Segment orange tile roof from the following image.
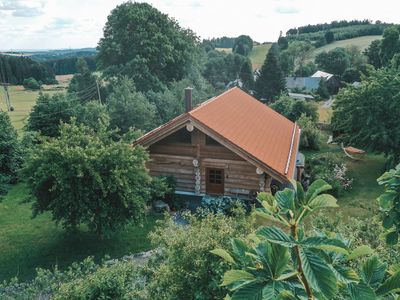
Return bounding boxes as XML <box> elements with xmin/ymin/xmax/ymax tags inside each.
<box><xmin>135</xmin><ymin>87</ymin><xmax>300</xmax><ymax>181</ymax></box>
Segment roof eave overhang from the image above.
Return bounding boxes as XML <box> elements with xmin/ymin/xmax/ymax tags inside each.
<box><xmin>134</xmin><ymin>114</ymin><xmax>297</xmax><ymax>184</ymax></box>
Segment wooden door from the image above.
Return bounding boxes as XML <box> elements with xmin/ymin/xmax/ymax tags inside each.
<box><xmin>206</xmin><ymin>168</ymin><xmax>224</xmax><ymax>195</ymax></box>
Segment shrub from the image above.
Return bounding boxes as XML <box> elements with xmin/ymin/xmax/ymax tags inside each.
<box><xmin>198</xmin><ymin>195</ymin><xmax>248</xmax><ymax>216</ymax></box>
<box><xmin>23</xmin><ymin>77</ymin><xmax>41</xmax><ymax>90</ymax></box>
<box><xmin>297</xmin><ymin>114</ymin><xmax>321</xmax><ymax>150</ymax></box>
<box><xmin>306</xmin><ymin>153</ymin><xmax>352</xmax><ymax>196</ymax></box>
<box><xmin>145</xmin><ymin>210</ymin><xmax>253</xmax><ymax>300</ymax></box>
<box><xmin>0</xmin><ymin>257</ymin><xmax>145</xmax><ymax>300</ymax></box>
<box><xmin>312</xmin><ymin>213</ymin><xmax>400</xmax><ymax>267</ymax></box>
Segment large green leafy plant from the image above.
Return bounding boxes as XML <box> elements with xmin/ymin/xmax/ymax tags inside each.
<box><xmin>212</xmin><ymin>180</ymin><xmax>400</xmax><ymax>299</ymax></box>
<box><xmin>377</xmin><ymin>163</ymin><xmax>400</xmax><ymax>245</ymax></box>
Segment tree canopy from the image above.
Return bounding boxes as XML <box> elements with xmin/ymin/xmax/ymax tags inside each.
<box><xmin>97</xmin><ymin>2</ymin><xmax>198</xmax><ymax>92</ymax></box>
<box><xmin>332</xmin><ymin>68</ymin><xmax>400</xmax><ymax>164</ymax></box>
<box><xmin>232</xmin><ymin>35</ymin><xmax>253</xmax><ymax>56</ymax></box>
<box><xmin>106</xmin><ymin>77</ymin><xmax>156</xmax><ymax>133</ymax></box>
<box><xmin>23</xmin><ymin>121</ymin><xmax>151</xmax><ymax>237</ymax></box>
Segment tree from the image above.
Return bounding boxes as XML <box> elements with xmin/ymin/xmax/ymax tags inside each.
<box><xmin>97</xmin><ymin>2</ymin><xmax>198</xmax><ymax>92</ymax></box>
<box><xmin>76</xmin><ymin>101</ymin><xmax>110</xmax><ymax>130</ymax></box>
<box><xmin>297</xmin><ymin>114</ymin><xmax>321</xmax><ymax>150</ymax></box>
<box><xmin>23</xmin><ymin>77</ymin><xmax>41</xmax><ymax>90</ymax></box>
<box><xmin>106</xmin><ymin>77</ymin><xmax>156</xmax><ymax>133</ymax></box>
<box><xmin>213</xmin><ymin>179</ymin><xmax>376</xmax><ymax>299</ymax></box>
<box><xmin>23</xmin><ymin>121</ymin><xmax>151</xmax><ymax>238</ymax></box>
<box><xmin>270</xmin><ymin>95</ymin><xmax>318</xmax><ymax>122</ymax></box>
<box><xmin>277</xmin><ymin>33</ymin><xmax>288</xmax><ymax>50</ymax></box>
<box><xmin>324</xmin><ymin>31</ymin><xmax>334</xmax><ymax>43</ymax></box>
<box><xmin>364</xmin><ymin>39</ymin><xmax>382</xmax><ymax>68</ymax></box>
<box><xmin>68</xmin><ymin>58</ymin><xmax>100</xmax><ymax>103</ymax></box>
<box><xmin>232</xmin><ymin>35</ymin><xmax>253</xmax><ymax>56</ymax></box>
<box><xmin>239</xmin><ymin>59</ymin><xmax>254</xmax><ymax>91</ymax></box>
<box><xmin>380</xmin><ymin>26</ymin><xmax>400</xmax><ymax>65</ymax></box>
<box><xmin>0</xmin><ymin>111</ymin><xmax>21</xmax><ymax>192</ymax></box>
<box><xmin>27</xmin><ymin>93</ymin><xmax>77</xmax><ymax>137</ymax></box>
<box><xmin>315</xmin><ymin>47</ymin><xmax>350</xmax><ymax>76</ymax></box>
<box><xmin>286</xmin><ymin>41</ymin><xmax>314</xmax><ymax>76</ymax></box>
<box><xmin>332</xmin><ymin>68</ymin><xmax>400</xmax><ymax>164</ymax></box>
<box><xmin>377</xmin><ymin>164</ymin><xmax>400</xmax><ymax>244</ymax></box>
<box><xmin>316</xmin><ymin>78</ymin><xmax>330</xmax><ymax>99</ymax></box>
<box><xmin>254</xmin><ymin>45</ymin><xmax>286</xmax><ymax>101</ymax></box>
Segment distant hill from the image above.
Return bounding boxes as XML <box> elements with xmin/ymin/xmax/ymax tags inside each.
<box><xmin>311</xmin><ymin>35</ymin><xmax>382</xmax><ymax>58</ymax></box>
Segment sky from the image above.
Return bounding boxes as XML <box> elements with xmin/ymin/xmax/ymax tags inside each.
<box><xmin>0</xmin><ymin>0</ymin><xmax>399</xmax><ymax>50</ymax></box>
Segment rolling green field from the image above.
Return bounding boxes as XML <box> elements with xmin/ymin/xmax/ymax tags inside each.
<box><xmin>311</xmin><ymin>35</ymin><xmax>382</xmax><ymax>58</ymax></box>
<box><xmin>0</xmin><ymin>75</ymin><xmax>72</xmax><ymax>131</ymax></box>
<box><xmin>248</xmin><ymin>43</ymin><xmax>272</xmax><ymax>69</ymax></box>
<box><xmin>0</xmin><ymin>184</ymin><xmax>161</xmax><ymax>282</ymax></box>
<box><xmin>216</xmin><ymin>43</ymin><xmax>272</xmax><ymax>70</ymax></box>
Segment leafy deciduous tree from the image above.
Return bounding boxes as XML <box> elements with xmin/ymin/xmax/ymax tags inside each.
<box><xmin>97</xmin><ymin>2</ymin><xmax>198</xmax><ymax>92</ymax></box>
<box><xmin>331</xmin><ymin>68</ymin><xmax>400</xmax><ymax>164</ymax></box>
<box><xmin>23</xmin><ymin>121</ymin><xmax>151</xmax><ymax>238</ymax></box>
<box><xmin>106</xmin><ymin>77</ymin><xmax>156</xmax><ymax>133</ymax></box>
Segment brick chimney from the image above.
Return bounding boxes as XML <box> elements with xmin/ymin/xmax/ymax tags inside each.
<box><xmin>184</xmin><ymin>87</ymin><xmax>193</xmax><ymax>112</ymax></box>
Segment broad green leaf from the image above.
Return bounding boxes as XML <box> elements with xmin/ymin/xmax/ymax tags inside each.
<box><xmin>313</xmin><ymin>244</ymin><xmax>349</xmax><ymax>255</ymax></box>
<box><xmin>295</xmin><ymin>181</ymin><xmax>305</xmax><ymax>205</ymax></box>
<box><xmin>385</xmin><ymin>230</ymin><xmax>399</xmax><ymax>245</ymax></box>
<box><xmin>275</xmin><ymin>189</ymin><xmax>295</xmax><ymax>212</ymax></box>
<box><xmin>361</xmin><ymin>256</ymin><xmax>387</xmax><ymax>286</ymax></box>
<box><xmin>267</xmin><ymin>243</ymin><xmax>291</xmax><ymax>277</ymax></box>
<box><xmin>276</xmin><ymin>271</ymin><xmax>298</xmax><ymax>281</ymax></box>
<box><xmin>347</xmin><ymin>245</ymin><xmax>374</xmax><ymax>260</ymax></box>
<box><xmin>254</xmin><ymin>211</ymin><xmax>286</xmax><ymax>226</ymax></box>
<box><xmin>210</xmin><ymin>248</ymin><xmax>235</xmax><ymax>264</ymax></box>
<box><xmin>257</xmin><ymin>226</ymin><xmax>296</xmax><ymax>247</ymax></box>
<box><xmin>221</xmin><ymin>270</ymin><xmax>255</xmax><ymax>286</ymax></box>
<box><xmin>231</xmin><ymin>238</ymin><xmax>250</xmax><ymax>260</ymax></box>
<box><xmin>382</xmin><ymin>214</ymin><xmax>394</xmax><ymax>229</ymax></box>
<box><xmin>377</xmin><ymin>191</ymin><xmax>397</xmax><ymax>210</ymax></box>
<box><xmin>347</xmin><ymin>282</ymin><xmax>376</xmax><ymax>300</ymax></box>
<box><xmin>278</xmin><ymin>290</ymin><xmax>297</xmax><ymax>300</ymax></box>
<box><xmin>299</xmin><ymin>248</ymin><xmax>337</xmax><ymax>298</ymax></box>
<box><xmin>308</xmin><ymin>194</ymin><xmax>338</xmax><ymax>210</ymax></box>
<box><xmin>331</xmin><ymin>265</ymin><xmax>359</xmax><ymax>284</ymax></box>
<box><xmin>302</xmin><ymin>236</ymin><xmax>348</xmax><ymax>252</ymax></box>
<box><xmin>376</xmin><ymin>271</ymin><xmax>400</xmax><ymax>296</ymax></box>
<box><xmin>305</xmin><ymin>179</ymin><xmax>332</xmax><ymax>202</ymax></box>
<box><xmin>231</xmin><ymin>282</ymin><xmax>266</xmax><ymax>300</ymax></box>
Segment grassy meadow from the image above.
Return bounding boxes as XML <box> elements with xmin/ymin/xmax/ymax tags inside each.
<box><xmin>0</xmin><ymin>75</ymin><xmax>72</xmax><ymax>131</ymax></box>
<box><xmin>311</xmin><ymin>35</ymin><xmax>382</xmax><ymax>58</ymax></box>
<box><xmin>0</xmin><ymin>183</ymin><xmax>161</xmax><ymax>282</ymax></box>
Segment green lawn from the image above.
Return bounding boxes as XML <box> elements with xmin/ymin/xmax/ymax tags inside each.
<box><xmin>0</xmin><ymin>183</ymin><xmax>161</xmax><ymax>282</ymax></box>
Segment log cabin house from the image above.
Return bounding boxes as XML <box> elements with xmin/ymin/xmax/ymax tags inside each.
<box><xmin>134</xmin><ymin>87</ymin><xmax>302</xmax><ymax>198</ymax></box>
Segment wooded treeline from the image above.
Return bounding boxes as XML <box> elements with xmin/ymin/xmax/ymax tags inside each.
<box><xmin>0</xmin><ymin>55</ymin><xmax>56</xmax><ymax>84</ymax></box>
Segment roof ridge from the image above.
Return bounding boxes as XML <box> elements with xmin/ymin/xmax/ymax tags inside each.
<box><xmin>189</xmin><ymin>87</ymin><xmax>238</xmax><ymax>114</ymax></box>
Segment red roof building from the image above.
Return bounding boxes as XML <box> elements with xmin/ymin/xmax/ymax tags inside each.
<box><xmin>135</xmin><ymin>87</ymin><xmax>301</xmax><ymax>197</ymax></box>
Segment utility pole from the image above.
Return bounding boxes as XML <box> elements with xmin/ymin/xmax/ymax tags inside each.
<box><xmin>96</xmin><ymin>80</ymin><xmax>102</xmax><ymax>104</ymax></box>
<box><xmin>0</xmin><ymin>83</ymin><xmax>11</xmax><ymax>111</ymax></box>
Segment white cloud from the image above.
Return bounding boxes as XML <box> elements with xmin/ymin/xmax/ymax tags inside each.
<box><xmin>0</xmin><ymin>0</ymin><xmax>45</xmax><ymax>17</ymax></box>
<box><xmin>0</xmin><ymin>0</ymin><xmax>399</xmax><ymax>49</ymax></box>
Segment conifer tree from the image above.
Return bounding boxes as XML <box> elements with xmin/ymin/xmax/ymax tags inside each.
<box><xmin>239</xmin><ymin>59</ymin><xmax>254</xmax><ymax>91</ymax></box>
<box><xmin>254</xmin><ymin>44</ymin><xmax>286</xmax><ymax>102</ymax></box>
